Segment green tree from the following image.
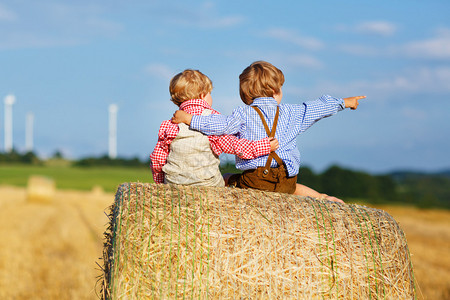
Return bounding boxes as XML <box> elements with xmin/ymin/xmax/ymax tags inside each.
<box><xmin>297</xmin><ymin>166</ymin><xmax>321</xmax><ymax>191</ymax></box>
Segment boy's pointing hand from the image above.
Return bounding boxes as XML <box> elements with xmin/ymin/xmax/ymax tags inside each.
<box><xmin>172</xmin><ymin>110</ymin><xmax>193</xmax><ymax>125</ymax></box>
<box><xmin>344</xmin><ymin>95</ymin><xmax>366</xmax><ymax>110</ymax></box>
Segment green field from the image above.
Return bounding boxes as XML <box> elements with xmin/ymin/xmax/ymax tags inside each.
<box><xmin>0</xmin><ymin>164</ymin><xmax>154</xmax><ymax>192</ymax></box>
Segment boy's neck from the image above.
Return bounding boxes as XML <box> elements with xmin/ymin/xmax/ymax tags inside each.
<box><xmin>273</xmin><ymin>90</ymin><xmax>282</xmax><ymax>104</ymax></box>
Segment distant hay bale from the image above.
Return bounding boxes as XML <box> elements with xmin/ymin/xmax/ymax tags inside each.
<box><xmin>92</xmin><ymin>185</ymin><xmax>104</xmax><ymax>196</ymax></box>
<box><xmin>100</xmin><ymin>183</ymin><xmax>415</xmax><ymax>299</ymax></box>
<box><xmin>26</xmin><ymin>175</ymin><xmax>55</xmax><ymax>204</ymax></box>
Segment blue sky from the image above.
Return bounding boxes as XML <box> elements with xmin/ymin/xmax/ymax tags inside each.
<box><xmin>1</xmin><ymin>0</ymin><xmax>449</xmax><ymax>174</ymax></box>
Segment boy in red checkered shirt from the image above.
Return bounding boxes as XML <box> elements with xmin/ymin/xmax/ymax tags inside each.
<box><xmin>150</xmin><ymin>69</ymin><xmax>278</xmax><ymax>186</ymax></box>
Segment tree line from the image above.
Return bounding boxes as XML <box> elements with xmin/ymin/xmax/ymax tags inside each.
<box><xmin>0</xmin><ymin>150</ymin><xmax>149</xmax><ymax>168</ymax></box>
<box><xmin>2</xmin><ymin>150</ymin><xmax>449</xmax><ymax>209</ymax></box>
<box><xmin>220</xmin><ymin>163</ymin><xmax>450</xmax><ymax>209</ymax></box>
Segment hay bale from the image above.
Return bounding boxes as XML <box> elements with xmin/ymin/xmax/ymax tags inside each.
<box><xmin>26</xmin><ymin>175</ymin><xmax>55</xmax><ymax>204</ymax></box>
<box><xmin>92</xmin><ymin>185</ymin><xmax>104</xmax><ymax>197</ymax></box>
<box><xmin>100</xmin><ymin>183</ymin><xmax>415</xmax><ymax>299</ymax></box>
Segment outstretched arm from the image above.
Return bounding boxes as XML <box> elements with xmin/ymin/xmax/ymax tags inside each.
<box><xmin>299</xmin><ymin>95</ymin><xmax>367</xmax><ymax>133</ymax></box>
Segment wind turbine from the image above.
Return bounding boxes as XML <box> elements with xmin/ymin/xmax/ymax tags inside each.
<box><xmin>26</xmin><ymin>112</ymin><xmax>34</xmax><ymax>152</ymax></box>
<box><xmin>108</xmin><ymin>104</ymin><xmax>118</xmax><ymax>159</ymax></box>
<box><xmin>4</xmin><ymin>94</ymin><xmax>16</xmax><ymax>153</ymax></box>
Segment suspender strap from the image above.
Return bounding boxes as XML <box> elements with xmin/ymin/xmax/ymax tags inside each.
<box><xmin>251</xmin><ymin>106</ymin><xmax>284</xmax><ymax>175</ymax></box>
<box><xmin>252</xmin><ymin>106</ymin><xmax>278</xmax><ymax>137</ymax></box>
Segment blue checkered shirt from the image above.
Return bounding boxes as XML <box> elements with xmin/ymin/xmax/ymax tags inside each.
<box><xmin>190</xmin><ymin>95</ymin><xmax>345</xmax><ymax>176</ymax></box>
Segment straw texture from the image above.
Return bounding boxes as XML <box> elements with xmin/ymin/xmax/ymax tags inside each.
<box><xmin>100</xmin><ymin>182</ymin><xmax>415</xmax><ymax>299</ymax></box>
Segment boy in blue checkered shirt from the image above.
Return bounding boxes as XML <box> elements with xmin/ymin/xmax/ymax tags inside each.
<box><xmin>172</xmin><ymin>61</ymin><xmax>365</xmax><ymax>203</ymax></box>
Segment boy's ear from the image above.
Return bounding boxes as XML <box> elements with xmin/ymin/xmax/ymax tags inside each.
<box><xmin>200</xmin><ymin>93</ymin><xmax>205</xmax><ymax>99</ymax></box>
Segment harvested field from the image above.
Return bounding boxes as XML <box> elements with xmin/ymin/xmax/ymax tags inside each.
<box><xmin>378</xmin><ymin>205</ymin><xmax>450</xmax><ymax>300</ymax></box>
<box><xmin>0</xmin><ymin>185</ymin><xmax>111</xmax><ymax>300</ymax></box>
<box><xmin>0</xmin><ymin>184</ymin><xmax>449</xmax><ymax>299</ymax></box>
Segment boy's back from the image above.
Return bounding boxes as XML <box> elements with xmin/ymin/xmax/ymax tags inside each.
<box><xmin>150</xmin><ymin>69</ymin><xmax>274</xmax><ymax>186</ymax></box>
<box><xmin>171</xmin><ymin>61</ymin><xmax>364</xmax><ymax>200</ymax></box>
<box><xmin>163</xmin><ymin>109</ymin><xmax>224</xmax><ymax>186</ymax></box>
<box><xmin>188</xmin><ymin>94</ymin><xmax>345</xmax><ymax>177</ymax></box>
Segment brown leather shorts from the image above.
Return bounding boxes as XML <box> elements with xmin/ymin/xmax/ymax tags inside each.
<box><xmin>228</xmin><ymin>165</ymin><xmax>297</xmax><ymax>194</ymax></box>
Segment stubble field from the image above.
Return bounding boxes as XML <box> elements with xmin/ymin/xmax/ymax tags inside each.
<box><xmin>0</xmin><ymin>185</ymin><xmax>448</xmax><ymax>299</ymax></box>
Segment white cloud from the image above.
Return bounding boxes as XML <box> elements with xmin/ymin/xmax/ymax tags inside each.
<box><xmin>265</xmin><ymin>28</ymin><xmax>323</xmax><ymax>50</ymax></box>
<box><xmin>285</xmin><ymin>54</ymin><xmax>323</xmax><ymax>69</ymax></box>
<box><xmin>401</xmin><ymin>31</ymin><xmax>450</xmax><ymax>60</ymax></box>
<box><xmin>0</xmin><ymin>33</ymin><xmax>80</xmax><ymax>50</ymax></box>
<box><xmin>42</xmin><ymin>2</ymin><xmax>123</xmax><ymax>37</ymax></box>
<box><xmin>196</xmin><ymin>1</ymin><xmax>245</xmax><ymax>28</ymax></box>
<box><xmin>336</xmin><ymin>21</ymin><xmax>397</xmax><ymax>37</ymax></box>
<box><xmin>221</xmin><ymin>49</ymin><xmax>324</xmax><ymax>72</ymax></box>
<box><xmin>339</xmin><ymin>27</ymin><xmax>450</xmax><ymax>61</ymax></box>
<box><xmin>145</xmin><ymin>63</ymin><xmax>175</xmax><ymax>81</ymax></box>
<box><xmin>263</xmin><ymin>53</ymin><xmax>324</xmax><ymax>70</ymax></box>
<box><xmin>0</xmin><ymin>3</ymin><xmax>16</xmax><ymax>22</ymax></box>
<box><xmin>315</xmin><ymin>66</ymin><xmax>450</xmax><ymax>98</ymax></box>
<box><xmin>436</xmin><ymin>27</ymin><xmax>450</xmax><ymax>36</ymax></box>
<box><xmin>355</xmin><ymin>21</ymin><xmax>397</xmax><ymax>36</ymax></box>
<box><xmin>338</xmin><ymin>44</ymin><xmax>380</xmax><ymax>56</ymax></box>
<box><xmin>211</xmin><ymin>15</ymin><xmax>245</xmax><ymax>28</ymax></box>
<box><xmin>162</xmin><ymin>1</ymin><xmax>244</xmax><ymax>29</ymax></box>
<box><xmin>0</xmin><ymin>2</ymin><xmax>123</xmax><ymax>49</ymax></box>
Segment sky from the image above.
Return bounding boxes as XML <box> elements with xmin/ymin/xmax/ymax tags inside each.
<box><xmin>1</xmin><ymin>0</ymin><xmax>449</xmax><ymax>174</ymax></box>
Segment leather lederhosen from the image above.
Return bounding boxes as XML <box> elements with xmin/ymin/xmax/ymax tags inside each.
<box><xmin>229</xmin><ymin>106</ymin><xmax>297</xmax><ymax>194</ymax></box>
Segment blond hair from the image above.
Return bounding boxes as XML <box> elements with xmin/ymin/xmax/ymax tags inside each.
<box><xmin>169</xmin><ymin>69</ymin><xmax>213</xmax><ymax>106</ymax></box>
<box><xmin>239</xmin><ymin>61</ymin><xmax>285</xmax><ymax>105</ymax></box>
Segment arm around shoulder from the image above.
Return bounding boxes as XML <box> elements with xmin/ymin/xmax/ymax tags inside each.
<box><xmin>172</xmin><ymin>110</ymin><xmax>193</xmax><ymax>125</ymax></box>
<box><xmin>213</xmin><ymin>135</ymin><xmax>272</xmax><ymax>159</ymax></box>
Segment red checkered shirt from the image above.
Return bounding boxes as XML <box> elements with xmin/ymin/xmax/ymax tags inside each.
<box><xmin>150</xmin><ymin>99</ymin><xmax>271</xmax><ymax>183</ymax></box>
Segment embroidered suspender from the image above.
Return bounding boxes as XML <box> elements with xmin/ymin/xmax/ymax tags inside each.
<box><xmin>251</xmin><ymin>106</ymin><xmax>285</xmax><ymax>177</ymax></box>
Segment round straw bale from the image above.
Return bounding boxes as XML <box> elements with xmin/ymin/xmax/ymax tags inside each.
<box><xmin>92</xmin><ymin>185</ymin><xmax>104</xmax><ymax>197</ymax></box>
<box><xmin>100</xmin><ymin>182</ymin><xmax>415</xmax><ymax>299</ymax></box>
<box><xmin>26</xmin><ymin>175</ymin><xmax>55</xmax><ymax>204</ymax></box>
